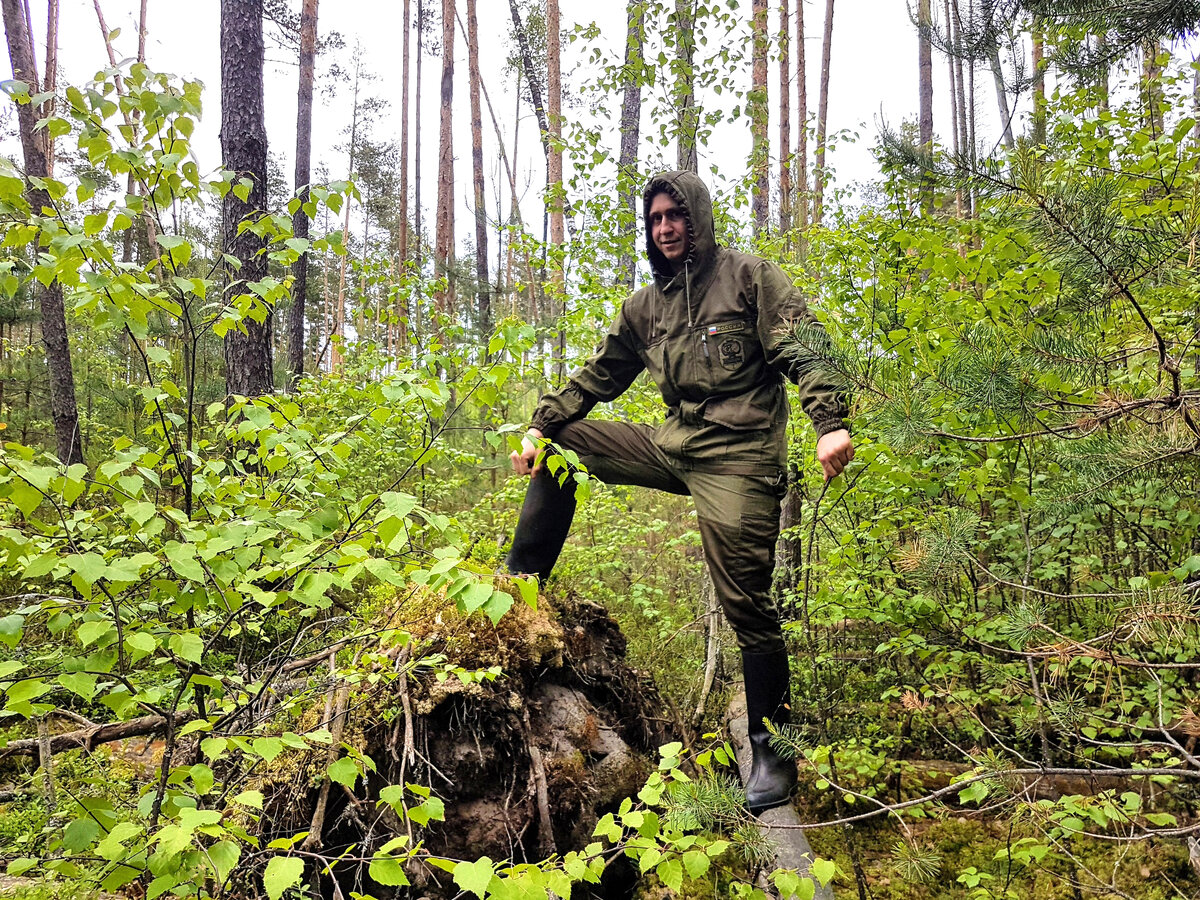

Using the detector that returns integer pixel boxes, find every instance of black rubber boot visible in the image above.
[505,468,578,582]
[741,648,797,813]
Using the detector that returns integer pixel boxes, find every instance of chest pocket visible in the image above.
[691,318,763,396]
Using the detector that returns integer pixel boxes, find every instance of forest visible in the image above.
[1,0,1199,898]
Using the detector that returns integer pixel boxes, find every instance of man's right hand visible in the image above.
[510,427,545,476]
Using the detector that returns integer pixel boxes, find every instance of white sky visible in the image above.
[27,0,1020,248]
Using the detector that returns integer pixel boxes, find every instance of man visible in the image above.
[507,171,853,813]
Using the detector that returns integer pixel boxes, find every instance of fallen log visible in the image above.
[727,690,836,900]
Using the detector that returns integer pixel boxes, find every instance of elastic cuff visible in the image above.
[812,417,850,438]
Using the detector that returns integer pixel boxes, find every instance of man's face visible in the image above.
[648,192,690,269]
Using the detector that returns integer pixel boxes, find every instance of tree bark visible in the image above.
[434,0,455,328]
[547,0,565,380]
[813,0,835,227]
[618,0,644,288]
[287,0,318,389]
[988,40,1015,151]
[1142,39,1164,136]
[414,0,424,348]
[750,0,769,235]
[675,0,698,172]
[918,0,934,213]
[779,0,791,236]
[1031,15,1045,144]
[1,0,83,464]
[796,0,808,233]
[43,0,57,175]
[945,0,961,216]
[508,0,551,163]
[398,0,411,348]
[466,0,489,338]
[950,0,970,215]
[221,0,273,398]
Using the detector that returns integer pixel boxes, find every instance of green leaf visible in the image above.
[68,552,108,585]
[62,817,100,852]
[168,632,204,664]
[6,858,37,877]
[682,850,709,879]
[126,630,157,658]
[513,576,538,609]
[459,582,492,614]
[233,789,264,809]
[0,614,23,648]
[263,856,304,900]
[252,737,284,763]
[327,756,359,789]
[453,857,495,899]
[811,857,837,887]
[483,590,514,626]
[77,619,114,648]
[656,857,683,893]
[58,671,99,701]
[369,855,410,887]
[5,678,50,704]
[167,545,205,582]
[207,841,240,885]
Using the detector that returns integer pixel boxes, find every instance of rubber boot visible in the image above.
[741,648,797,813]
[505,468,578,582]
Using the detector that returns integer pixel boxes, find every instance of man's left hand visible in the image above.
[816,429,854,481]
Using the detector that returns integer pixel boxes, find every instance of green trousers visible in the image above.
[552,418,788,654]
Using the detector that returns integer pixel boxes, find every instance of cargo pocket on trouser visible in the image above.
[696,509,784,654]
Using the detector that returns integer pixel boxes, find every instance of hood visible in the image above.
[642,170,718,284]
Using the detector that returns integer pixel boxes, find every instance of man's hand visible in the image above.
[510,427,545,476]
[816,428,854,481]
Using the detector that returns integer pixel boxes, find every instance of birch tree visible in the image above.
[618,0,644,287]
[286,0,318,388]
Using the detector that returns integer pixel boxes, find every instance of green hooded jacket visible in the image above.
[530,170,849,467]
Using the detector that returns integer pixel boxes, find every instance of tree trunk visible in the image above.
[466,0,489,339]
[547,0,565,380]
[750,0,769,235]
[329,61,359,372]
[43,0,58,175]
[1031,16,1045,144]
[813,0,835,227]
[675,0,698,172]
[917,0,934,213]
[618,0,644,288]
[1,0,83,464]
[508,0,551,164]
[220,0,272,398]
[989,40,1015,151]
[796,0,808,233]
[434,0,455,329]
[414,0,424,349]
[287,0,318,389]
[945,0,962,217]
[950,0,970,215]
[1142,40,1164,136]
[398,0,411,351]
[779,0,791,236]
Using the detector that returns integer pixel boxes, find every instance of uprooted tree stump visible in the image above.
[727,691,836,900]
[256,588,670,898]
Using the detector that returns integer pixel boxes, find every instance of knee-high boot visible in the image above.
[505,469,578,582]
[741,648,797,813]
